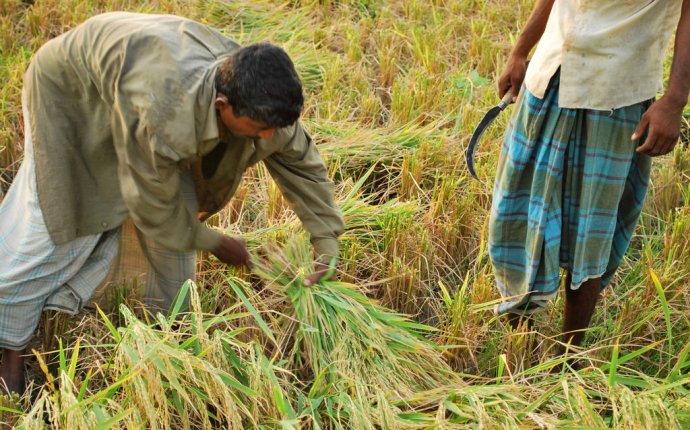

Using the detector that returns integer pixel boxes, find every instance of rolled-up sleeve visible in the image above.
[263,123,344,263]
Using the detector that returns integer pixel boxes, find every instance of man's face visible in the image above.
[215,95,275,140]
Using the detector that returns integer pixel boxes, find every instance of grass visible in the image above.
[1,0,689,428]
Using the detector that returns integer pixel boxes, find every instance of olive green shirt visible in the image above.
[24,12,343,262]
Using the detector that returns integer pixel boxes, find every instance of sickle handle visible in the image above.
[498,91,514,109]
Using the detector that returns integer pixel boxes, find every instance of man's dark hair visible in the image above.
[216,43,304,128]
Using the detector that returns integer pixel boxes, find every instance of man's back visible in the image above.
[24,12,238,246]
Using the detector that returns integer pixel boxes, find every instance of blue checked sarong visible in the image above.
[489,71,652,315]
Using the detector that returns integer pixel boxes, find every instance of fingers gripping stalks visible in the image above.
[213,234,336,287]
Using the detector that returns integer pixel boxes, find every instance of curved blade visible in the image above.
[466,106,502,181]
[466,92,513,181]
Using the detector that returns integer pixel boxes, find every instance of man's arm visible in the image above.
[112,120,220,251]
[498,0,556,100]
[114,126,251,268]
[263,123,345,286]
[634,0,690,157]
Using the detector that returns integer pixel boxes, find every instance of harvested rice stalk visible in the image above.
[251,237,458,401]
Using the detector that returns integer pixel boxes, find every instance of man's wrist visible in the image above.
[662,88,689,112]
[195,225,224,252]
[508,45,530,63]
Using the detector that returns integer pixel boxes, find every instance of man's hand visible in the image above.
[633,94,685,157]
[211,235,252,269]
[304,261,336,287]
[497,0,555,101]
[498,55,528,101]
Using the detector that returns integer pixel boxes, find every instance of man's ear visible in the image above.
[214,93,229,110]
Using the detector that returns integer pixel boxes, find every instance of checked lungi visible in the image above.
[489,71,652,315]
[0,94,197,350]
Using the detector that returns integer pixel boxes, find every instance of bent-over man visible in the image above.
[0,12,344,395]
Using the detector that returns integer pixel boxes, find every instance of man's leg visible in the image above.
[0,106,105,396]
[0,349,25,396]
[561,272,601,352]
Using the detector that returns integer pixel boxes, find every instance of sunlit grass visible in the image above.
[1,0,689,428]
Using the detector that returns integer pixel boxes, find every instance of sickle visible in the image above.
[466,91,513,181]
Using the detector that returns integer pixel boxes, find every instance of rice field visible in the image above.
[1,0,689,428]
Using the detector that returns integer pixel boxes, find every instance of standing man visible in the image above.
[0,12,344,395]
[489,1,689,356]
